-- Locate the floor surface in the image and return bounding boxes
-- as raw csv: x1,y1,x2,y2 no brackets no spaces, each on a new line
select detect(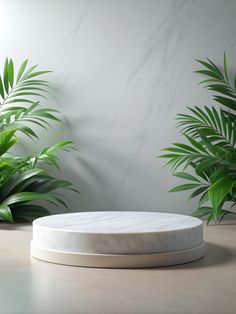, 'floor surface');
0,221,236,314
